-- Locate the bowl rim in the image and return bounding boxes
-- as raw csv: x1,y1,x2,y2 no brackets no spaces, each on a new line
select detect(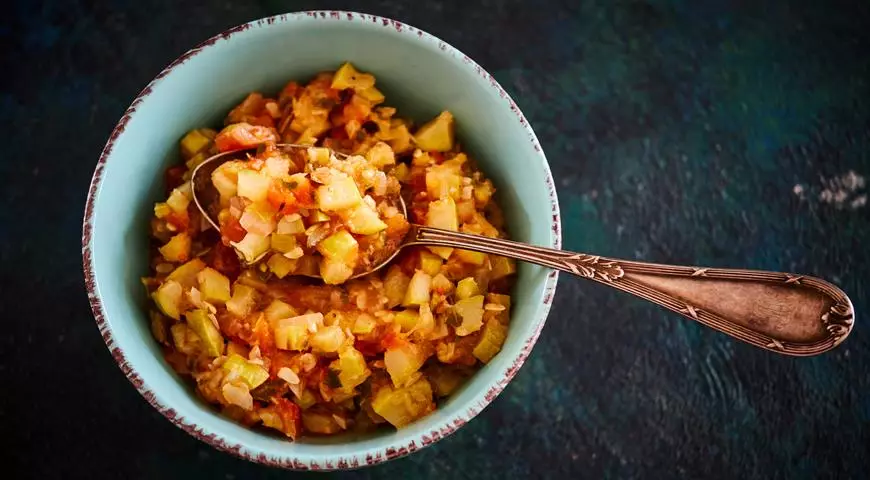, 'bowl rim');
82,10,562,470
